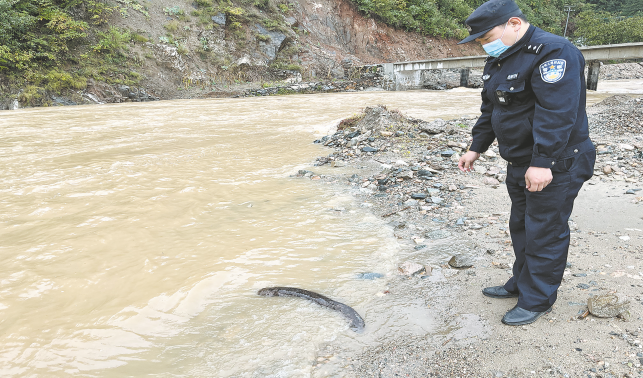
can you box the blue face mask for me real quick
[482,22,511,58]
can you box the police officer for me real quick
[457,0,596,326]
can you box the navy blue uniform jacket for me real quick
[469,25,590,168]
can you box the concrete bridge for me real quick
[382,42,643,91]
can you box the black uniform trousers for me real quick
[502,138,596,312]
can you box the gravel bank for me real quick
[306,96,643,377]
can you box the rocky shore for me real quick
[305,97,643,377]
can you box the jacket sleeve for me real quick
[529,42,584,168]
[469,87,496,153]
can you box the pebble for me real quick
[577,283,591,289]
[440,150,456,157]
[483,177,500,185]
[356,272,384,280]
[474,165,487,174]
[398,261,425,276]
[588,294,630,318]
[362,146,379,152]
[448,254,474,268]
[625,188,641,194]
[619,143,635,150]
[411,193,428,199]
[425,230,451,239]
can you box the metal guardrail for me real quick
[390,42,643,72]
[382,42,643,91]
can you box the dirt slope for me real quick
[107,0,482,100]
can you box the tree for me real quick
[573,10,643,45]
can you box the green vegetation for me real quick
[0,0,146,105]
[347,0,642,44]
[1,0,640,107]
[574,11,643,45]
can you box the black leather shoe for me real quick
[482,286,519,299]
[501,305,552,326]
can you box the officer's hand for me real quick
[525,167,553,192]
[458,151,481,172]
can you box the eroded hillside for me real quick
[1,0,482,107]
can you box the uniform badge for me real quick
[482,74,490,81]
[539,59,566,83]
[506,73,518,80]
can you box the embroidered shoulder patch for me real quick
[539,59,566,83]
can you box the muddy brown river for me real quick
[1,83,640,377]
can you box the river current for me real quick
[1,82,640,377]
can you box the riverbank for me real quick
[2,63,642,110]
[307,96,643,377]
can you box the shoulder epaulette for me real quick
[523,44,543,54]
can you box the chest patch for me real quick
[539,59,566,83]
[506,73,519,80]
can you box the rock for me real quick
[441,150,456,157]
[486,166,501,176]
[573,273,587,277]
[485,150,498,158]
[619,143,635,151]
[425,229,451,239]
[474,165,487,174]
[419,119,447,134]
[9,99,19,110]
[577,283,590,289]
[625,188,641,194]
[330,161,345,167]
[254,24,288,60]
[448,184,458,191]
[619,235,631,241]
[455,218,465,226]
[362,146,379,152]
[483,177,500,186]
[398,261,426,276]
[417,169,435,178]
[431,197,443,204]
[398,170,414,180]
[380,131,393,137]
[356,272,384,280]
[211,12,226,25]
[603,165,613,174]
[404,199,419,206]
[588,294,630,318]
[411,193,428,199]
[297,170,314,177]
[448,254,474,269]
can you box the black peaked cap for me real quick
[458,0,523,44]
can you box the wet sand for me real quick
[307,97,643,377]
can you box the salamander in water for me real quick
[257,287,365,332]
